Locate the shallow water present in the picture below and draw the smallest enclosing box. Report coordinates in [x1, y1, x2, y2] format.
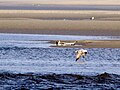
[0, 47, 120, 75]
[0, 33, 120, 41]
[0, 33, 120, 74]
[0, 33, 120, 89]
[1, 5, 120, 11]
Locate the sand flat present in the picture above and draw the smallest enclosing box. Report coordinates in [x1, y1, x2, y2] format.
[0, 19, 120, 36]
[81, 40, 120, 48]
[0, 10, 120, 36]
[51, 40, 120, 48]
[1, 10, 120, 20]
[1, 10, 120, 14]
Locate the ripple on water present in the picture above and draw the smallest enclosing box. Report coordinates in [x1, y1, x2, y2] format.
[0, 34, 120, 89]
[0, 72, 120, 90]
[0, 47, 120, 75]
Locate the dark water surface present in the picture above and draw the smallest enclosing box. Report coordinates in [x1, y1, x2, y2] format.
[0, 4, 120, 10]
[0, 47, 120, 89]
[0, 33, 120, 89]
[0, 72, 120, 90]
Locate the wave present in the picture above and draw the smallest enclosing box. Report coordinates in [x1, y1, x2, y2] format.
[0, 72, 120, 89]
[0, 47, 120, 75]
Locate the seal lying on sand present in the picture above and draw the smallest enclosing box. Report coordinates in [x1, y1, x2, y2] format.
[56, 40, 77, 46]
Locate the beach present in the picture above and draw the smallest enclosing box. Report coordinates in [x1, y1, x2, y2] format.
[0, 10, 120, 48]
[0, 1, 120, 89]
[0, 10, 120, 36]
[50, 40, 120, 48]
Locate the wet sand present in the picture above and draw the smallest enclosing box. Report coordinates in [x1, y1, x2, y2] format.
[0, 10, 120, 48]
[51, 40, 120, 48]
[0, 2, 120, 89]
[0, 10, 120, 36]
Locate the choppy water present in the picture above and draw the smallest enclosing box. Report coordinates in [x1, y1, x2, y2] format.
[0, 33, 120, 89]
[0, 47, 120, 74]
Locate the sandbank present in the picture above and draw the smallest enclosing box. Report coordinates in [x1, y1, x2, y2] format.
[50, 40, 120, 48]
[0, 10, 119, 48]
[0, 10, 120, 36]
